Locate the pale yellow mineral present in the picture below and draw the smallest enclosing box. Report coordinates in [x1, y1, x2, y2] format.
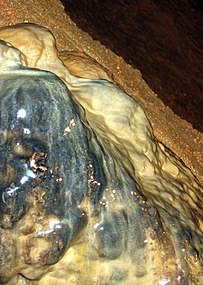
[0, 23, 202, 285]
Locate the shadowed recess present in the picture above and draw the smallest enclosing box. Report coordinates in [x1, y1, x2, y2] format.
[61, 0, 203, 132]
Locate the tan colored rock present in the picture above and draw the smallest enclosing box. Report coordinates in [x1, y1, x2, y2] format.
[0, 0, 202, 188]
[0, 22, 202, 285]
[1, 22, 202, 237]
[0, 1, 202, 285]
[60, 51, 113, 80]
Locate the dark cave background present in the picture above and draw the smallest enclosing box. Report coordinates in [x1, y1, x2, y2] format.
[61, 0, 203, 132]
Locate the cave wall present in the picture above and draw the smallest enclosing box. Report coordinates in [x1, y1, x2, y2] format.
[61, 0, 203, 132]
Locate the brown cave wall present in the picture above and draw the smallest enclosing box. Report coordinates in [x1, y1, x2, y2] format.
[61, 0, 203, 132]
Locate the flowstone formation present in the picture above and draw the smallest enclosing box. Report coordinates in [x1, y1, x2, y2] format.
[0, 24, 202, 285]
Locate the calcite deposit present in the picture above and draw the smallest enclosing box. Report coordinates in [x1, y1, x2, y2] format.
[0, 0, 202, 188]
[0, 23, 202, 285]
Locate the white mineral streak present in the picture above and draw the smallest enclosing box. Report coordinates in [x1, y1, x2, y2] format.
[0, 24, 202, 284]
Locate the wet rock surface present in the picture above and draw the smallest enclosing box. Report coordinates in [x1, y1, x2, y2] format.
[0, 0, 202, 192]
[0, 40, 149, 283]
[0, 26, 202, 284]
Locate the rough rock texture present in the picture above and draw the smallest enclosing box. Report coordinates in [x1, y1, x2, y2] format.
[61, 0, 203, 132]
[0, 27, 203, 285]
[0, 0, 202, 188]
[0, 22, 203, 284]
[0, 1, 202, 285]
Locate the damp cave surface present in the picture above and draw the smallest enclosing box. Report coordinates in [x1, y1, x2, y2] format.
[61, 0, 203, 132]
